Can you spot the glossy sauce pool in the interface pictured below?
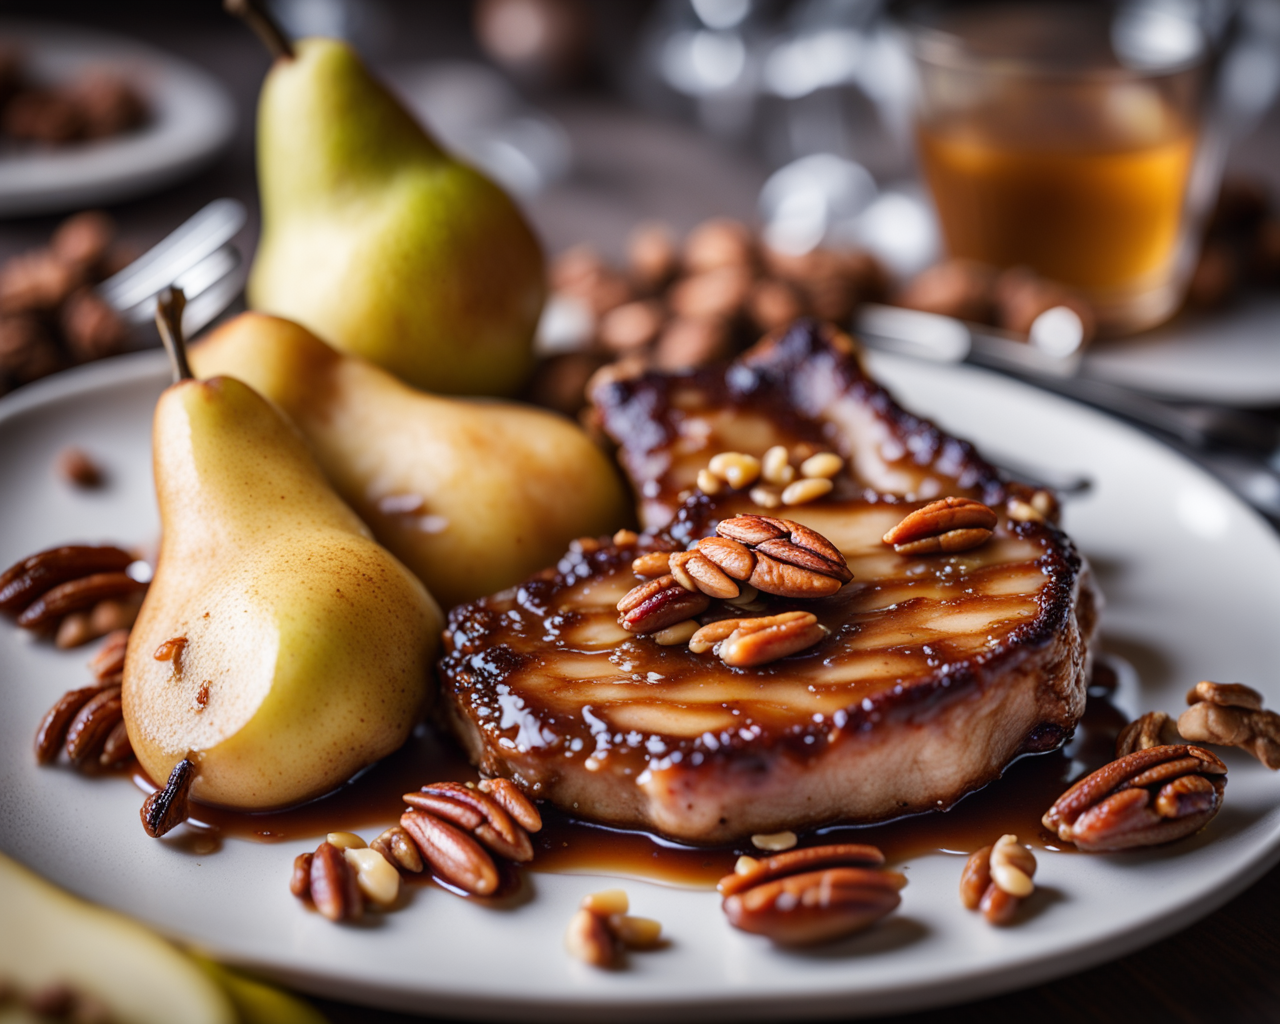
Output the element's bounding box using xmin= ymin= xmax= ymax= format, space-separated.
xmin=135 ymin=663 xmax=1126 ymax=887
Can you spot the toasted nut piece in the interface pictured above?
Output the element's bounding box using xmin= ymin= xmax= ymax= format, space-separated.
xmin=716 ymin=515 xmax=787 ymax=546
xmin=1006 ymin=499 xmax=1044 ymax=523
xmin=33 ymin=685 xmax=103 ymax=764
xmin=16 ymin=571 xmax=146 ymax=630
xmin=1178 ymin=699 xmax=1280 ymax=770
xmin=54 ymin=612 xmax=95 ymax=649
xmin=724 ymin=583 xmax=760 ymax=607
xmin=478 ymin=777 xmax=543 ymax=833
xmin=748 ymin=554 xmax=843 ymax=600
xmin=654 ymin=619 xmax=699 ymax=645
xmin=98 ymin=718 xmax=133 ymax=767
xmin=761 ymin=445 xmax=795 ymax=487
xmin=345 ymin=846 xmax=402 ymax=908
xmin=612 ymin=529 xmax=639 ymax=548
xmin=565 ymin=908 xmax=618 ymax=968
xmin=883 ymin=497 xmax=998 ymax=554
xmin=1116 ymin=711 xmax=1180 ymax=757
xmin=781 ymin=477 xmax=833 ymax=505
xmin=670 ymin=549 xmax=739 ymax=600
xmin=0 ymin=544 xmax=134 ymax=618
xmin=723 ymin=866 xmax=906 ymax=946
xmin=751 ymin=831 xmax=797 ymax=852
xmin=989 ymin=835 xmax=1035 ymax=897
xmin=618 ymin=575 xmax=710 ymax=634
xmin=608 ymin=914 xmax=663 ymax=949
xmin=718 ymin=843 xmax=886 ymax=896
xmin=56 ymin=447 xmax=103 ymax=488
xmin=694 ymin=536 xmax=755 ymax=580
xmin=370 ymin=826 xmax=424 ymax=873
xmin=685 ymin=217 xmax=754 ymax=272
xmin=1042 ymin=744 xmax=1227 ymax=850
xmin=631 ymin=551 xmax=671 ymax=578
xmin=708 ymin=451 xmax=761 ymax=490
xmin=721 ymin=611 xmax=829 ymax=665
xmin=311 ymin=841 xmax=362 ymax=922
xmin=89 ymin=593 xmax=142 ymax=635
xmin=627 ymin=221 xmax=678 ymax=290
xmin=290 ymin=852 xmax=313 ymax=898
xmin=959 ymin=845 xmax=992 ymax=910
xmin=721 ymin=612 xmax=827 ymax=667
xmin=800 ymin=452 xmax=843 ymax=479
xmin=599 ymin=300 xmax=663 ymax=353
xmin=696 ymin=468 xmax=723 ymax=495
xmin=582 ymin=888 xmax=629 ymax=915
xmin=400 ymin=809 xmax=500 ymax=895
xmin=688 ymin=617 xmax=744 ymax=654
xmin=410 ymin=782 xmax=534 ymax=863
xmin=63 ymin=686 xmax=123 ymax=765
xmin=140 ymin=757 xmax=195 ymax=838
xmin=88 ymin=629 xmax=129 ymax=681
xmin=1153 ymin=773 xmax=1218 ymax=818
xmin=1030 ymin=489 xmax=1057 ymax=518
xmin=979 ymin=882 xmax=1019 ymax=925
xmin=326 ymin=831 xmax=366 ymax=851
xmin=1187 ymin=680 xmax=1265 ymax=710
xmin=749 ymin=485 xmax=782 ymax=508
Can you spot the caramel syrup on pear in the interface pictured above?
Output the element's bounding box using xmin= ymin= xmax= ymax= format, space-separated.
xmin=136 ymin=666 xmax=1127 ymax=886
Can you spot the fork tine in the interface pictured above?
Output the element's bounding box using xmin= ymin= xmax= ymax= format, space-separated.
xmin=119 ymin=245 xmax=243 ymax=324
xmin=98 ymin=198 xmax=247 ymax=311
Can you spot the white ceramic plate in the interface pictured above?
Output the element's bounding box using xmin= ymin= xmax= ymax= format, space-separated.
xmin=0 ymin=21 xmax=236 ymax=217
xmin=1 ymin=350 xmax=1279 ymax=1021
xmin=1081 ymin=293 xmax=1280 ymax=406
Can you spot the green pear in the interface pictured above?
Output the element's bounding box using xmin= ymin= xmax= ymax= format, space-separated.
xmin=246 ymin=29 xmax=545 ymax=396
xmin=0 ymin=852 xmax=237 ymax=1023
xmin=123 ymin=351 xmax=441 ymax=809
xmin=191 ymin=313 xmax=631 ymax=609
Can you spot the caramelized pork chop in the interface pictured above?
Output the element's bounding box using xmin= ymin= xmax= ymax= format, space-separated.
xmin=439 ymin=321 xmax=1098 ymax=843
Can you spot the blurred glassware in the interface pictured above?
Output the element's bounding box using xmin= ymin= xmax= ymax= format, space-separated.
xmin=897 ymin=0 xmax=1267 ymax=337
xmin=387 ymin=61 xmax=572 ymax=199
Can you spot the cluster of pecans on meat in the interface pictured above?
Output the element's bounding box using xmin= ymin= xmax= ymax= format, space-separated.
xmin=526 ymin=218 xmax=890 ymax=417
xmin=564 ymin=889 xmax=664 ymax=968
xmin=0 ymin=543 xmax=148 ymax=649
xmin=616 ymin=514 xmax=851 ymax=667
xmin=0 ymin=48 xmax=147 ymax=146
xmin=692 ymin=444 xmax=845 ymax=510
xmin=0 ymin=211 xmax=136 ymax=397
xmin=289 ymin=779 xmax=542 ymax=922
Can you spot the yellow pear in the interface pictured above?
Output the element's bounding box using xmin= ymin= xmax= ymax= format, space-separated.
xmin=125 ymin=301 xmax=441 ymax=810
xmin=190 ymin=313 xmax=631 ymax=608
xmin=0 ymin=852 xmax=237 ymax=1024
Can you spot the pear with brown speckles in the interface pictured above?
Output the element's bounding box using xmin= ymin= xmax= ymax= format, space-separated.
xmin=122 ymin=372 xmax=441 ymax=810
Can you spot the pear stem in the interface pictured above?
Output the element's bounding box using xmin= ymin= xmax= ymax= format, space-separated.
xmin=155 ymin=287 xmax=195 ymax=384
xmin=224 ymin=0 xmax=295 ymax=60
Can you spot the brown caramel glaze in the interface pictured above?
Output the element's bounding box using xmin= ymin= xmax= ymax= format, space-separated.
xmin=587 ymin=318 xmax=1023 ymax=531
xmin=438 ymin=491 xmax=1096 ymax=844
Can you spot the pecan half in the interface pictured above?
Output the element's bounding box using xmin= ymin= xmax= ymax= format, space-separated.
xmin=960 ymin=835 xmax=1036 ymax=925
xmin=1115 ymin=710 xmax=1180 ymax=757
xmin=88 ymin=629 xmax=129 ymax=683
xmin=617 ymin=574 xmax=710 ymax=634
xmin=34 ymin=685 xmax=106 ymax=764
xmin=140 ymin=757 xmax=195 ymax=838
xmin=699 ymin=515 xmax=851 ymax=599
xmin=405 ymin=782 xmax=534 ymax=863
xmin=1042 ymin=745 xmax=1227 ymax=851
xmin=309 ymin=841 xmax=363 ymax=922
xmin=478 ymin=777 xmax=543 ymax=832
xmin=370 ymin=826 xmax=424 ymax=874
xmin=669 ymin=549 xmax=739 ymax=600
xmin=400 ymin=808 xmax=500 ymax=896
xmin=882 ymin=497 xmax=998 ymax=555
xmin=717 ymin=611 xmax=827 ymax=667
xmin=16 ymin=572 xmax=146 ymax=630
xmin=719 ymin=843 xmax=904 ymax=946
xmin=63 ymin=686 xmax=122 ymax=765
xmin=0 ymin=544 xmax=134 ymax=617
xmin=1178 ymin=681 xmax=1280 ymax=769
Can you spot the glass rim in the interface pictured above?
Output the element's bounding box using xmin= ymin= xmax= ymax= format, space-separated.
xmin=891 ymin=0 xmax=1211 ymax=82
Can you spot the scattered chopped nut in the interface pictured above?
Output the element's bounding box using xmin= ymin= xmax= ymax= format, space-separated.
xmin=780 ymin=477 xmax=832 ymax=505
xmin=751 ymin=830 xmax=798 ymax=852
xmin=799 ymin=452 xmax=843 ymax=479
xmin=707 ymin=451 xmax=761 ymax=490
xmin=55 ymin=446 xmax=102 ymax=488
xmin=566 ymin=889 xmax=664 ymax=968
xmin=1179 ymin=681 xmax=1280 ymax=769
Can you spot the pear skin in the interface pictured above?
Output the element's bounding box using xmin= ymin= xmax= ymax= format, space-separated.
xmin=191 ymin=313 xmax=632 ymax=608
xmin=249 ymin=38 xmax=544 ymax=397
xmin=123 ymin=374 xmax=441 ymax=810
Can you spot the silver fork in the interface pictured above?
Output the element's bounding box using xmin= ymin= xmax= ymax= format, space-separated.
xmin=97 ymin=198 xmax=248 ymax=340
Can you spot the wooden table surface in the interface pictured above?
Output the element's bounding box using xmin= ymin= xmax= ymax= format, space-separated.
xmin=4 ymin=4 xmax=1278 ymax=1020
